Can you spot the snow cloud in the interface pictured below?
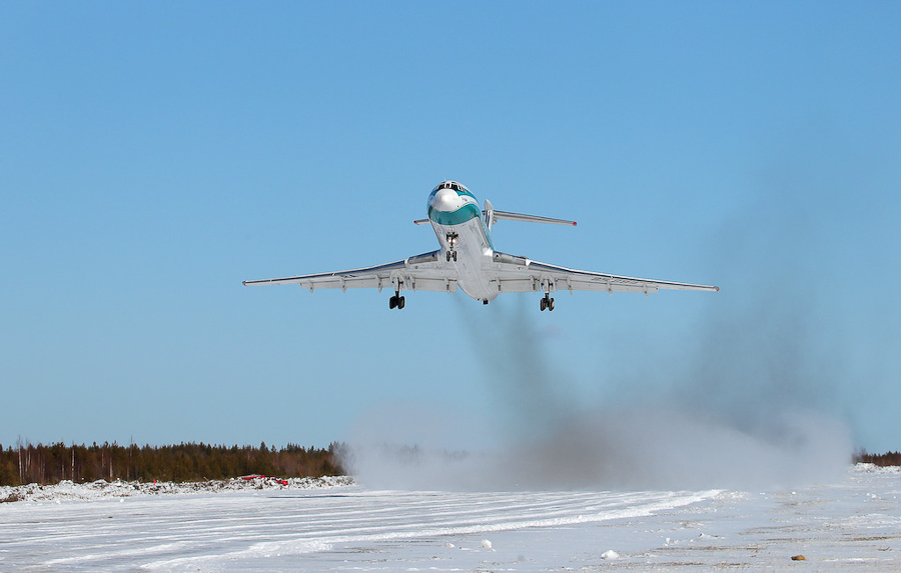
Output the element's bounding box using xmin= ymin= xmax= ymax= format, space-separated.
xmin=343 ymin=296 xmax=851 ymax=491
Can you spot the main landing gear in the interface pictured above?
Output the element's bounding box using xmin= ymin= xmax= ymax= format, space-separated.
xmin=540 ymin=294 xmax=556 ymax=311
xmin=389 ymin=291 xmax=405 ymax=310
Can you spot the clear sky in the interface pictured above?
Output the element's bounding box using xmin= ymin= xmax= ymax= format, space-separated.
xmin=2 ymin=3 xmax=899 ymax=455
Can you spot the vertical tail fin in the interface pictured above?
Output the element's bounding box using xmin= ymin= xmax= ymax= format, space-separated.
xmin=483 ymin=199 xmax=496 ymax=231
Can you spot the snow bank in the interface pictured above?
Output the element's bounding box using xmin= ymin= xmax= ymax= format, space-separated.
xmin=852 ymin=462 xmax=901 ymax=474
xmin=0 ymin=475 xmax=353 ymax=503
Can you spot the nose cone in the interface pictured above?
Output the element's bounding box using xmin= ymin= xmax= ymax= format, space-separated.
xmin=430 ymin=188 xmax=460 ymax=213
xmin=428 ymin=182 xmax=480 ymax=226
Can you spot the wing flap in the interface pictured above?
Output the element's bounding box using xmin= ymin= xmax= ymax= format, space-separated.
xmin=243 ymin=250 xmax=457 ymax=292
xmin=486 ymin=252 xmax=718 ymax=294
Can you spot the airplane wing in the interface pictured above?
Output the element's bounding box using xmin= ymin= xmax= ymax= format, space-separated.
xmin=242 ymin=250 xmax=461 ymax=293
xmin=486 ymin=251 xmax=718 ymax=295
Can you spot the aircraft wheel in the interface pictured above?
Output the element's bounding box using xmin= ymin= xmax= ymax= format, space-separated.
xmin=548 ymin=297 xmax=555 ymax=311
xmin=389 ymin=295 xmax=397 ymax=309
xmin=540 ymin=297 xmax=547 ymax=311
xmin=452 ymin=251 xmax=458 ymax=262
xmin=398 ymin=296 xmax=405 ymax=309
xmin=446 ymin=251 xmax=451 ymax=262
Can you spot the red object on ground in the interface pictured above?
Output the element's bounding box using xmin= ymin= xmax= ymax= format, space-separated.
xmin=238 ymin=475 xmax=287 ymax=485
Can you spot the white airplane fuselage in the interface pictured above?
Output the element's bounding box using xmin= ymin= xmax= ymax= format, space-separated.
xmin=427 ymin=184 xmax=499 ymax=302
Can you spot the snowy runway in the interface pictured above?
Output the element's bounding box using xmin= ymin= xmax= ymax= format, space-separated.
xmin=1 ymin=467 xmax=899 ymax=572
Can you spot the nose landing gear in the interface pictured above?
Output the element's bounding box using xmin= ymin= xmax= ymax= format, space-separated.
xmin=445 ymin=233 xmax=459 ymax=262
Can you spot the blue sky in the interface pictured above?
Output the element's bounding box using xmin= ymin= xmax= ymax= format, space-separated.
xmin=2 ymin=3 xmax=899 ymax=454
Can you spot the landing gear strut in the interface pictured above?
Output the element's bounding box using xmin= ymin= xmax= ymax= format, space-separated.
xmin=445 ymin=233 xmax=459 ymax=262
xmin=389 ymin=291 xmax=405 ymax=310
xmin=540 ymin=294 xmax=555 ymax=311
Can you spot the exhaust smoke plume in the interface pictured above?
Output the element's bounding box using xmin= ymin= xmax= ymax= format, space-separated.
xmin=344 ymin=292 xmax=851 ymax=491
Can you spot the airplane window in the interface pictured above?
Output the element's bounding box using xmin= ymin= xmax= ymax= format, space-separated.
xmin=433 ymin=181 xmax=469 ymax=194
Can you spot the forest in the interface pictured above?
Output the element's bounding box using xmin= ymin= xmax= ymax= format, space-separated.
xmin=854 ymin=449 xmax=901 ymax=467
xmin=0 ymin=442 xmax=345 ymax=486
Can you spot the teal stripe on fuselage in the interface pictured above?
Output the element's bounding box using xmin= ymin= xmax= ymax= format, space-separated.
xmin=428 ymin=203 xmax=481 ymax=226
xmin=428 ymin=204 xmax=496 ymax=251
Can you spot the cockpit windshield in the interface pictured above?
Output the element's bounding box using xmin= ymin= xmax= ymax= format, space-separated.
xmin=432 ymin=181 xmax=470 ymax=194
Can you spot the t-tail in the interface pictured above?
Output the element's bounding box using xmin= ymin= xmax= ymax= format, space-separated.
xmin=482 ymin=198 xmax=577 ymax=231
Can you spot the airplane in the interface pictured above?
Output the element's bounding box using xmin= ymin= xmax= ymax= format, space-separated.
xmin=243 ymin=180 xmax=718 ymax=311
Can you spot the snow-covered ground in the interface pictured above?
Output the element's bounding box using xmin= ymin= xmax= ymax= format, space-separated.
xmin=0 ymin=475 xmax=353 ymax=503
xmin=1 ymin=465 xmax=899 ymax=572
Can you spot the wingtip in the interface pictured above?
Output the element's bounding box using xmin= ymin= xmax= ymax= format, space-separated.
xmin=242 ymin=281 xmax=248 ymax=286
xmin=572 ymin=221 xmax=578 ymax=226
xmin=715 ymin=286 xmax=720 ymax=292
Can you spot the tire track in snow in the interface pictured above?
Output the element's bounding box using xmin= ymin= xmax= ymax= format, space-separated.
xmin=1 ymin=487 xmax=719 ymax=572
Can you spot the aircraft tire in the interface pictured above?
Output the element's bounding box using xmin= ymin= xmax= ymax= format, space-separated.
xmin=389 ymin=296 xmax=397 ymax=309
xmin=398 ymin=296 xmax=405 ymax=309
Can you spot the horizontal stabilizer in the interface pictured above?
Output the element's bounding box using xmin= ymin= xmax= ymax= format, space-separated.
xmin=492 ymin=210 xmax=577 ymax=226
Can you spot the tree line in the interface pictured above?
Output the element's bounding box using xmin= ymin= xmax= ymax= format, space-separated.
xmin=853 ymin=449 xmax=901 ymax=467
xmin=0 ymin=441 xmax=346 ymax=486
